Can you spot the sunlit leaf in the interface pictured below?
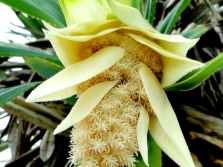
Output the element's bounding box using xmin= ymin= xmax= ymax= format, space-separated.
xmin=131 ymin=0 xmax=142 ymax=14
xmin=0 ymin=82 xmax=40 ymax=106
xmin=0 ymin=0 xmax=66 ymax=28
xmin=0 ymin=42 xmax=62 ymax=66
xmin=157 ymin=0 xmax=191 ymax=34
xmin=25 ymin=57 xmax=63 ymax=78
xmin=165 ymin=53 xmax=223 ymax=91
xmin=144 ymin=0 xmax=156 ymax=26
xmin=17 ymin=13 xmax=44 ymax=38
xmin=181 ymin=25 xmax=209 ymax=39
xmin=5 ymin=30 xmax=34 ymax=38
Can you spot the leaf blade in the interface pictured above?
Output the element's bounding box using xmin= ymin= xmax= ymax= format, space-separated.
xmin=144 ymin=0 xmax=156 ymax=26
xmin=131 ymin=0 xmax=143 ymax=14
xmin=0 ymin=0 xmax=66 ymax=28
xmin=165 ymin=53 xmax=223 ymax=91
xmin=181 ymin=25 xmax=209 ymax=39
xmin=0 ymin=42 xmax=63 ymax=66
xmin=0 ymin=82 xmax=40 ymax=106
xmin=25 ymin=57 xmax=63 ymax=78
xmin=157 ymin=0 xmax=191 ymax=34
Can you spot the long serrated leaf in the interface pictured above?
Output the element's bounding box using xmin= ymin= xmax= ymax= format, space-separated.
xmin=17 ymin=13 xmax=44 ymax=38
xmin=165 ymin=53 xmax=223 ymax=91
xmin=144 ymin=0 xmax=156 ymax=26
xmin=181 ymin=25 xmax=209 ymax=39
xmin=0 ymin=42 xmax=63 ymax=66
xmin=135 ymin=132 xmax=162 ymax=167
xmin=131 ymin=0 xmax=143 ymax=14
xmin=5 ymin=31 xmax=34 ymax=38
xmin=0 ymin=0 xmax=66 ymax=28
xmin=179 ymin=4 xmax=208 ymax=29
xmin=25 ymin=57 xmax=63 ymax=78
xmin=0 ymin=82 xmax=40 ymax=106
xmin=157 ymin=0 xmax=191 ymax=34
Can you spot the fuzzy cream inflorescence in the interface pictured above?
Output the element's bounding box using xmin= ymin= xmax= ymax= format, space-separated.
xmin=70 ymin=30 xmax=163 ymax=167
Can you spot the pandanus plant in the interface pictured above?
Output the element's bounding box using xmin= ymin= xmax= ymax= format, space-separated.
xmin=26 ymin=0 xmax=205 ymax=166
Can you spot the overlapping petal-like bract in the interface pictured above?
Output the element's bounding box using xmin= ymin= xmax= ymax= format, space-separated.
xmin=27 ymin=0 xmax=204 ymax=166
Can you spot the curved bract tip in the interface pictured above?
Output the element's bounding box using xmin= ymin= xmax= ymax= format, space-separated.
xmin=139 ymin=62 xmax=195 ymax=167
xmin=54 ymin=80 xmax=119 ymax=134
xmin=137 ymin=105 xmax=150 ymax=166
xmin=26 ymin=46 xmax=125 ymax=102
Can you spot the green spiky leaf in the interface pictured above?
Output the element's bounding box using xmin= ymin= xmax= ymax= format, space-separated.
xmin=182 ymin=25 xmax=209 ymax=39
xmin=131 ymin=0 xmax=143 ymax=14
xmin=0 ymin=82 xmax=40 ymax=106
xmin=0 ymin=0 xmax=66 ymax=28
xmin=157 ymin=0 xmax=191 ymax=34
xmin=17 ymin=13 xmax=44 ymax=38
xmin=144 ymin=0 xmax=156 ymax=26
xmin=25 ymin=57 xmax=63 ymax=78
xmin=165 ymin=53 xmax=223 ymax=91
xmin=0 ymin=42 xmax=62 ymax=66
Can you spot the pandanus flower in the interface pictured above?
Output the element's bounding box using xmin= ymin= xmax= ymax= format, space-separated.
xmin=27 ymin=0 xmax=204 ymax=166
